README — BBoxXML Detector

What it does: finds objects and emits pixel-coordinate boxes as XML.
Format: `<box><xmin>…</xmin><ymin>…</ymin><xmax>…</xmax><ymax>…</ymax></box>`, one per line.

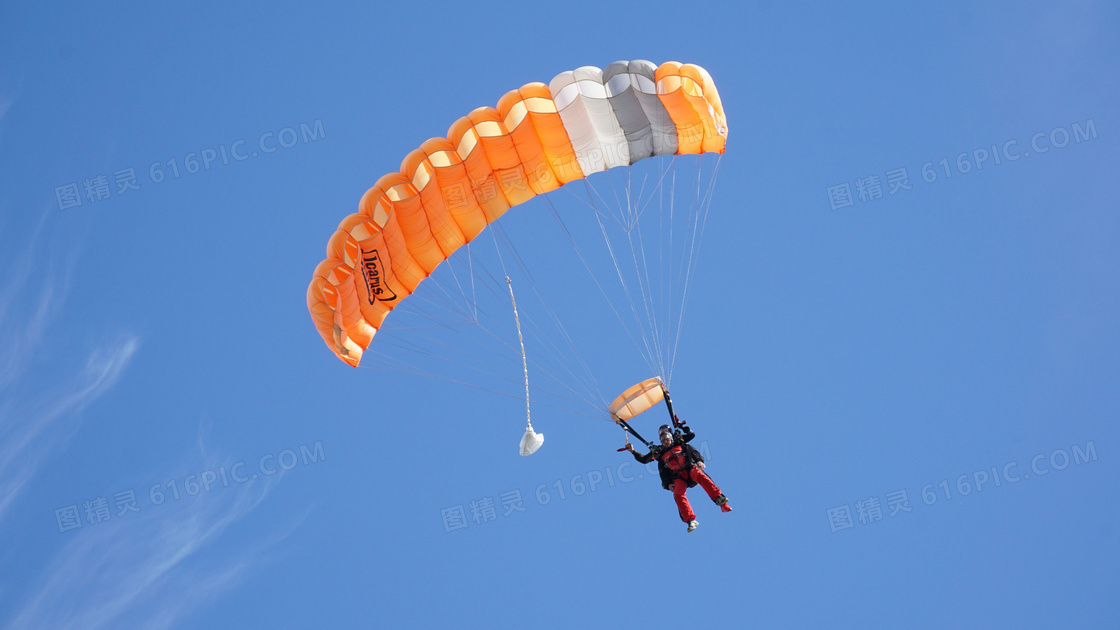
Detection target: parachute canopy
<box><xmin>308</xmin><ymin>60</ymin><xmax>727</xmax><ymax>366</ymax></box>
<box><xmin>608</xmin><ymin>377</ymin><xmax>667</xmax><ymax>423</ymax></box>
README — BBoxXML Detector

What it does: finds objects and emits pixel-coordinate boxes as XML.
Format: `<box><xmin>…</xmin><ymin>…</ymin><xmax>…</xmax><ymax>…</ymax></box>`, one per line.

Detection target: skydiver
<box><xmin>625</xmin><ymin>423</ymin><xmax>731</xmax><ymax>532</ymax></box>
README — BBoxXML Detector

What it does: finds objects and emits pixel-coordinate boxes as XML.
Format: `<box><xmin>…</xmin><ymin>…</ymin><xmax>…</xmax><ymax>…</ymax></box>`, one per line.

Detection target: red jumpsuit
<box><xmin>659</xmin><ymin>445</ymin><xmax>723</xmax><ymax>523</ymax></box>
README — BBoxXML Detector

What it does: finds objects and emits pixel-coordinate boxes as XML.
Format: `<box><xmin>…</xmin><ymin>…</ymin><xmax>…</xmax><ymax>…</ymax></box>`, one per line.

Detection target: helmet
<box><xmin>658</xmin><ymin>424</ymin><xmax>672</xmax><ymax>437</ymax></box>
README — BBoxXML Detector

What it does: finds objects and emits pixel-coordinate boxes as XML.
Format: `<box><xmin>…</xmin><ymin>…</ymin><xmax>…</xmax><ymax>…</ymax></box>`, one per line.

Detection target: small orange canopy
<box><xmin>608</xmin><ymin>377</ymin><xmax>667</xmax><ymax>423</ymax></box>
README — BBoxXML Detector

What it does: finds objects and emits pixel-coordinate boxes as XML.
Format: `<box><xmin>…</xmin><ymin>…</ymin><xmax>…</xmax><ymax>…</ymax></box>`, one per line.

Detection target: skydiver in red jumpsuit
<box><xmin>626</xmin><ymin>424</ymin><xmax>731</xmax><ymax>532</ymax></box>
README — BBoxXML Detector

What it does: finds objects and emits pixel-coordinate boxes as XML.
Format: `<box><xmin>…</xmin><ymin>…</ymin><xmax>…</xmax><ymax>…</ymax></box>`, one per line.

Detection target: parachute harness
<box><xmin>508</xmin><ymin>276</ymin><xmax>544</xmax><ymax>455</ymax></box>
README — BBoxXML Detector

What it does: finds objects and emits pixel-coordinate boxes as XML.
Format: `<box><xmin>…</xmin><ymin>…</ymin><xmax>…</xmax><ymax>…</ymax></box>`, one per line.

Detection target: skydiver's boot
<box><xmin>687</xmin><ymin>520</ymin><xmax>699</xmax><ymax>532</ymax></box>
<box><xmin>715</xmin><ymin>495</ymin><xmax>732</xmax><ymax>512</ymax></box>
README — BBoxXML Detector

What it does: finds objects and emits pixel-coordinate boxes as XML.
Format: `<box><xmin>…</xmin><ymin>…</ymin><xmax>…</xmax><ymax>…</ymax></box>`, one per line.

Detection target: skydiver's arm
<box><xmin>626</xmin><ymin>443</ymin><xmax>658</xmax><ymax>463</ymax></box>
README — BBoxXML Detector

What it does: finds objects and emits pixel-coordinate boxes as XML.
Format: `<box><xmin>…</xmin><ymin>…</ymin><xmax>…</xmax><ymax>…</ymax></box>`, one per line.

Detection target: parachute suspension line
<box><xmin>491</xmin><ymin>222</ymin><xmax>537</xmax><ymax>286</ymax></box>
<box><xmin>658</xmin><ymin>161</ymin><xmax>676</xmax><ymax>386</ymax></box>
<box><xmin>653</xmin><ymin>156</ymin><xmax>689</xmax><ymax>380</ymax></box>
<box><xmin>666</xmin><ymin>162</ymin><xmax>679</xmax><ymax>386</ymax></box>
<box><xmin>633</xmin><ymin>157</ymin><xmax>655</xmax><ymax>223</ymax></box>
<box><xmin>389</xmin><ymin>254</ymin><xmax>486</xmax><ymax>327</ymax></box>
<box><xmin>482</xmin><ymin>222</ymin><xmax>604</xmax><ymax>418</ymax></box>
<box><xmin>667</xmin><ymin>154</ymin><xmax>723</xmax><ymax>384</ymax></box>
<box><xmin>368</xmin><ymin>333</ymin><xmax>521</xmax><ymax>388</ymax></box>
<box><xmin>586</xmin><ymin>179</ymin><xmax>661</xmax><ymax>377</ymax></box>
<box><xmin>487</xmin><ymin>225</ymin><xmax>578</xmax><ymax>398</ymax></box>
<box><xmin>526</xmin><ymin>283</ymin><xmax>607</xmax><ymax>410</ymax></box>
<box><xmin>375</xmin><ymin>280</ymin><xmax>605</xmax><ymax>419</ymax></box>
<box><xmin>626</xmin><ymin>162</ymin><xmax>635</xmax><ymax>228</ymax></box>
<box><xmin>567</xmin><ymin>172</ymin><xmax>628</xmax><ymax>232</ymax></box>
<box><xmin>622</xmin><ymin>157</ymin><xmax>686</xmax><ymax>380</ymax></box>
<box><xmin>467</xmin><ymin>241</ymin><xmax>478</xmax><ymax>321</ymax></box>
<box><xmin>614</xmin><ymin>161</ymin><xmax>665</xmax><ymax>377</ymax></box>
<box><xmin>648</xmin><ymin>159</ymin><xmax>676</xmax><ymax>374</ymax></box>
<box><xmin>606</xmin><ymin>156</ymin><xmax>684</xmax><ymax>383</ymax></box>
<box><xmin>489</xmin><ymin>212</ymin><xmax>607</xmax><ymax>413</ymax></box>
<box><xmin>542</xmin><ymin>195</ymin><xmax>654</xmax><ymax>377</ymax></box>
<box><xmin>377</xmin><ymin>313</ymin><xmax>524</xmax><ymax>383</ymax></box>
<box><xmin>624</xmin><ymin>219</ymin><xmax>665</xmax><ymax>378</ymax></box>
<box><xmin>383</xmin><ymin>307</ymin><xmax>600</xmax><ymax>415</ymax></box>
<box><xmin>432</xmin><ymin>244</ymin><xmax>504</xmax><ymax>324</ymax></box>
<box><xmin>442</xmin><ymin>244</ymin><xmax>477</xmax><ymax>323</ymax></box>
<box><xmin>628</xmin><ymin>208</ymin><xmax>667</xmax><ymax>377</ymax></box>
<box><xmin>495</xmin><ymin>221</ymin><xmax>603</xmax><ymax>410</ymax></box>
<box><xmin>629</xmin><ymin>155</ymin><xmax>680</xmax><ymax>227</ymax></box>
<box><xmin>550</xmin><ymin>158</ymin><xmax>698</xmax><ymax>383</ymax></box>
<box><xmin>370</xmin><ymin>232</ymin><xmax>603</xmax><ymax>417</ymax></box>
<box><xmin>605</xmin><ymin>164</ymin><xmax>629</xmax><ymax>229</ymax></box>
<box><xmin>397</xmin><ymin>275</ymin><xmax>475</xmax><ymax>326</ymax></box>
<box><xmin>487</xmin><ymin>233</ymin><xmax>604</xmax><ymax>415</ymax></box>
<box><xmin>357</xmin><ymin>352</ymin><xmax>603</xmax><ymax>420</ymax></box>
<box><xmin>376</xmin><ymin>319</ymin><xmax>603</xmax><ymax>418</ymax></box>
<box><xmin>625</xmin><ymin>165</ymin><xmax>665</xmax><ymax>376</ymax></box>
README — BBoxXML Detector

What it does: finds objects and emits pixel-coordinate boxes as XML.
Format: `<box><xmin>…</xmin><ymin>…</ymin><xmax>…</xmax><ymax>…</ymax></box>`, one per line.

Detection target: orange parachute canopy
<box><xmin>308</xmin><ymin>60</ymin><xmax>727</xmax><ymax>366</ymax></box>
<box><xmin>608</xmin><ymin>377</ymin><xmax>667</xmax><ymax>424</ymax></box>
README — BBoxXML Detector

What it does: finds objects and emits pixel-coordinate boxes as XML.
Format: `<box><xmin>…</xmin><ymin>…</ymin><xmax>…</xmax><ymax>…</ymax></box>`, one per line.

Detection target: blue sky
<box><xmin>1</xmin><ymin>2</ymin><xmax>1117</xmax><ymax>628</ymax></box>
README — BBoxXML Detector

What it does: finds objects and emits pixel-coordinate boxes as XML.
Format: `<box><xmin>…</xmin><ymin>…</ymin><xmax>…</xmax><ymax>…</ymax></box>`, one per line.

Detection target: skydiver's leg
<box><xmin>672</xmin><ymin>478</ymin><xmax>695</xmax><ymax>523</ymax></box>
<box><xmin>689</xmin><ymin>469</ymin><xmax>723</xmax><ymax>502</ymax></box>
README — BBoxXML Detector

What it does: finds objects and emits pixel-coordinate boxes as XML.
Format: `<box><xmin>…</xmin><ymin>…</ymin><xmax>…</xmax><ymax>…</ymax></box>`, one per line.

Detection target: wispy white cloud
<box><xmin>0</xmin><ymin>205</ymin><xmax>137</xmax><ymax>524</ymax></box>
<box><xmin>0</xmin><ymin>233</ymin><xmax>299</xmax><ymax>626</ymax></box>
<box><xmin>0</xmin><ymin>330</ymin><xmax>300</xmax><ymax>629</ymax></box>
<box><xmin>5</xmin><ymin>460</ymin><xmax>293</xmax><ymax>630</ymax></box>
<box><xmin>0</xmin><ymin>158</ymin><xmax>300</xmax><ymax>630</ymax></box>
<box><xmin>0</xmin><ymin>88</ymin><xmax>16</xmax><ymax>155</ymax></box>
<box><xmin>0</xmin><ymin>211</ymin><xmax>60</xmax><ymax>390</ymax></box>
<box><xmin>0</xmin><ymin>336</ymin><xmax>139</xmax><ymax>521</ymax></box>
